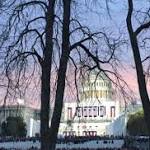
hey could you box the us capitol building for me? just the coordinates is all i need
[0,72,137,137]
[58,72,122,137]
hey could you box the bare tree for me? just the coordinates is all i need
[48,0,72,149]
[126,0,150,134]
[0,0,128,150]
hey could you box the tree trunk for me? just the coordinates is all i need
[126,0,150,135]
[40,1,55,150]
[49,0,71,149]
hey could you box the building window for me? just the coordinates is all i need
[76,107,82,117]
[83,131,97,136]
[89,107,92,117]
[89,131,97,136]
[83,107,88,117]
[67,107,72,120]
[93,106,98,117]
[83,131,87,136]
[99,106,106,117]
[110,106,115,118]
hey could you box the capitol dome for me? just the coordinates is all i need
[80,71,113,102]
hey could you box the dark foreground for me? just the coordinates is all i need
[0,136,148,150]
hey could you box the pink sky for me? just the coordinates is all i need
[0,64,149,108]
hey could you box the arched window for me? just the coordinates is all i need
[76,107,82,117]
[83,107,88,117]
[89,106,92,117]
[93,106,98,117]
[67,107,72,120]
[110,106,115,118]
[99,106,106,117]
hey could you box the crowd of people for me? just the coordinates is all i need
[0,137,39,143]
[0,136,148,150]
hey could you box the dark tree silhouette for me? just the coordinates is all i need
[0,0,127,149]
[126,0,150,135]
[1,116,27,137]
[127,111,148,136]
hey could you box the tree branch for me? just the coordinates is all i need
[135,21,150,36]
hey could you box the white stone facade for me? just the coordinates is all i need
[58,72,122,137]
[0,72,127,137]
